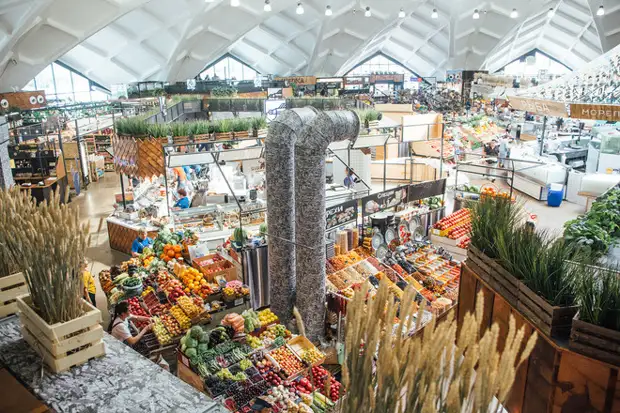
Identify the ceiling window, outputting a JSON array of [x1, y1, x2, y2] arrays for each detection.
[[22, 62, 111, 105], [495, 51, 571, 84], [198, 55, 259, 81]]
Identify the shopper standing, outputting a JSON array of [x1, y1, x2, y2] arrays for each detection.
[[81, 261, 96, 307], [108, 301, 152, 347]]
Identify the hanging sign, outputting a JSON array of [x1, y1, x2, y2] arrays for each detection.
[[569, 103, 620, 121], [274, 76, 316, 86], [370, 74, 405, 84], [361, 186, 409, 218], [507, 96, 568, 117], [0, 91, 46, 110], [407, 179, 447, 203], [326, 199, 358, 230]]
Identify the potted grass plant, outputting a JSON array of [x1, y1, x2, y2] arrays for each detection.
[[1, 190, 104, 373], [0, 188, 27, 319], [147, 123, 170, 139], [569, 262, 620, 365], [232, 118, 250, 139], [214, 119, 233, 141], [170, 122, 190, 145], [190, 121, 211, 143], [116, 117, 149, 138], [251, 116, 268, 137]]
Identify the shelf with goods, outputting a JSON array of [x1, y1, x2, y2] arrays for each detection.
[[176, 309, 343, 412], [83, 131, 114, 172], [429, 208, 472, 259]]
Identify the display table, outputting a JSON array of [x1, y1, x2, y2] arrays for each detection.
[[18, 177, 62, 204], [107, 216, 159, 255], [0, 316, 227, 413]]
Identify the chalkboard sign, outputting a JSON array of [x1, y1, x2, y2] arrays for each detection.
[[407, 179, 446, 202], [326, 199, 358, 230], [361, 186, 409, 219]]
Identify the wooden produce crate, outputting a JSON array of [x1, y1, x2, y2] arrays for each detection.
[[16, 295, 105, 373], [570, 313, 620, 367], [0, 273, 28, 319], [193, 254, 237, 282], [467, 245, 518, 307], [458, 265, 620, 413], [288, 335, 325, 366]]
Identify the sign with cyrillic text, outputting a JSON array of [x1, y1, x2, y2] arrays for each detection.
[[570, 104, 620, 121], [508, 97, 568, 117]]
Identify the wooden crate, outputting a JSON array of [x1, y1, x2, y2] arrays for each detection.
[[193, 254, 237, 282], [458, 265, 620, 413], [0, 273, 28, 319], [16, 295, 105, 373], [570, 313, 620, 367], [467, 246, 577, 339]]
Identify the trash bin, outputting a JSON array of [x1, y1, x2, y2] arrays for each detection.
[[547, 183, 564, 207]]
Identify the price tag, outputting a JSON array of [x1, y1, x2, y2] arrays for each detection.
[[234, 298, 244, 307]]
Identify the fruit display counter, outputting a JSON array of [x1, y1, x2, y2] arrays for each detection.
[[429, 209, 471, 260], [176, 310, 343, 412]]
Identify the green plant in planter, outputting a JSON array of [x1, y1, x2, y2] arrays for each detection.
[[468, 195, 523, 259], [189, 121, 211, 136], [117, 118, 149, 136], [147, 123, 170, 138], [232, 118, 250, 133], [564, 219, 612, 259], [571, 262, 620, 331], [170, 122, 190, 137], [217, 119, 232, 133], [251, 116, 268, 132]]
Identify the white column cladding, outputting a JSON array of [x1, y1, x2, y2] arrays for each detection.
[[0, 116, 14, 189], [265, 107, 319, 325], [295, 110, 360, 341]]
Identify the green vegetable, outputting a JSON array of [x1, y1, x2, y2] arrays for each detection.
[[185, 348, 198, 358], [190, 326, 203, 340], [197, 343, 209, 353], [122, 277, 142, 287], [186, 337, 198, 349]]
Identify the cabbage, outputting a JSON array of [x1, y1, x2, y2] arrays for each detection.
[[190, 326, 203, 340], [185, 348, 198, 358], [186, 337, 198, 348], [197, 343, 209, 353]]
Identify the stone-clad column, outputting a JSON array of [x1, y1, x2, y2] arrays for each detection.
[[0, 116, 14, 189]]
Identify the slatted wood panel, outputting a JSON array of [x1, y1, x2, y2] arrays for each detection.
[[112, 135, 138, 177], [459, 264, 620, 413], [0, 272, 28, 319], [136, 138, 165, 179]]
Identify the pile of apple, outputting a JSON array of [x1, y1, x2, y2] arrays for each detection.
[[311, 366, 343, 402], [293, 377, 314, 395], [126, 297, 150, 328], [270, 346, 304, 377], [161, 279, 186, 303], [160, 313, 182, 337]]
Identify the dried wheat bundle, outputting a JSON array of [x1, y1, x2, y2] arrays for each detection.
[[1, 189, 89, 324], [0, 187, 32, 277], [340, 279, 537, 413]]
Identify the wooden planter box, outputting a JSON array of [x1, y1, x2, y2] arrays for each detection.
[[16, 295, 105, 373], [570, 313, 620, 367], [233, 131, 250, 139], [214, 132, 233, 141], [458, 265, 620, 413], [253, 128, 268, 137], [193, 134, 212, 143], [0, 273, 28, 318], [467, 246, 577, 339], [173, 136, 190, 145]]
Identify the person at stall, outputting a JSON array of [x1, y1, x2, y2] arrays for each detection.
[[131, 230, 153, 257], [174, 188, 191, 209], [482, 139, 500, 182], [81, 260, 96, 307], [108, 301, 152, 347], [172, 166, 188, 189], [344, 168, 359, 188]]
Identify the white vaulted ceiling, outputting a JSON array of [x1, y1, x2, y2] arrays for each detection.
[[0, 0, 618, 90]]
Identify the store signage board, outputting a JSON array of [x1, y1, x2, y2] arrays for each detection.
[[326, 199, 359, 230], [0, 91, 47, 110], [407, 179, 447, 203], [370, 74, 405, 84], [361, 186, 409, 219], [570, 104, 620, 121], [274, 76, 317, 86], [508, 96, 568, 117]]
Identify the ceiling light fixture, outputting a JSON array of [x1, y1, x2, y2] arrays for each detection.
[[230, 0, 239, 6], [264, 0, 271, 11], [597, 5, 605, 16], [398, 8, 405, 18], [431, 8, 438, 19], [547, 8, 554, 17], [510, 8, 518, 18], [473, 9, 480, 19], [365, 6, 371, 17], [205, 0, 214, 3], [325, 5, 332, 16], [296, 2, 304, 14]]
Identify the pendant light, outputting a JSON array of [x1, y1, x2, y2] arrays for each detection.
[[473, 9, 480, 19], [325, 5, 332, 16], [510, 8, 518, 18], [547, 8, 554, 17], [296, 2, 304, 14], [431, 8, 438, 19], [205, 0, 214, 2], [398, 8, 405, 18], [264, 0, 271, 11], [230, 0, 239, 6], [597, 5, 605, 16], [365, 6, 371, 17]]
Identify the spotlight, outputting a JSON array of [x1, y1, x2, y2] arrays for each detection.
[[264, 0, 271, 11], [597, 5, 605, 16], [325, 5, 332, 16], [431, 8, 438, 19], [230, 0, 239, 6], [510, 8, 518, 18], [473, 9, 480, 19], [296, 2, 304, 14], [547, 8, 554, 18], [398, 8, 405, 18], [365, 6, 371, 17]]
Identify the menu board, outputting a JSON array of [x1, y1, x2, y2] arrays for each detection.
[[326, 199, 358, 230], [361, 186, 409, 218], [508, 97, 568, 117], [408, 179, 447, 203]]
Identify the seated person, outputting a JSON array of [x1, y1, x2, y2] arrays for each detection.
[[174, 188, 190, 209]]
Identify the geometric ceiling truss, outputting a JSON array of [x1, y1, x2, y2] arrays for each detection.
[[482, 0, 604, 73], [1, 0, 619, 91]]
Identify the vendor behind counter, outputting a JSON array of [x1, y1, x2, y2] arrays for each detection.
[[131, 229, 153, 257]]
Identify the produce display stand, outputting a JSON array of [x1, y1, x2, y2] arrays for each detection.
[[458, 262, 620, 413], [16, 295, 105, 373], [106, 216, 159, 255], [0, 273, 27, 319]]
